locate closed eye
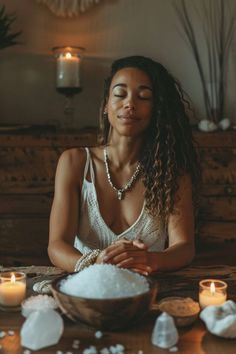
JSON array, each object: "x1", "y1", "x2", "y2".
[{"x1": 114, "y1": 94, "x2": 125, "y2": 98}]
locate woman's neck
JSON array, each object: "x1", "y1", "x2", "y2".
[{"x1": 106, "y1": 134, "x2": 144, "y2": 168}]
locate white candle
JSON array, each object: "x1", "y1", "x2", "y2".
[
  {"x1": 199, "y1": 280, "x2": 227, "y2": 309},
  {"x1": 57, "y1": 52, "x2": 80, "y2": 88},
  {"x1": 0, "y1": 273, "x2": 26, "y2": 307}
]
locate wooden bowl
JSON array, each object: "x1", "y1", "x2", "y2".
[
  {"x1": 158, "y1": 296, "x2": 200, "y2": 327},
  {"x1": 51, "y1": 273, "x2": 157, "y2": 330}
]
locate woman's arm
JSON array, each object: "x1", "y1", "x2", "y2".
[
  {"x1": 148, "y1": 173, "x2": 195, "y2": 271},
  {"x1": 48, "y1": 149, "x2": 85, "y2": 272}
]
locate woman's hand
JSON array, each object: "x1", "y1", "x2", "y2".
[{"x1": 96, "y1": 238, "x2": 153, "y2": 276}]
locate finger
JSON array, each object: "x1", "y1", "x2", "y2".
[
  {"x1": 117, "y1": 258, "x2": 152, "y2": 273},
  {"x1": 132, "y1": 239, "x2": 148, "y2": 249},
  {"x1": 130, "y1": 268, "x2": 149, "y2": 276},
  {"x1": 103, "y1": 245, "x2": 136, "y2": 262}
]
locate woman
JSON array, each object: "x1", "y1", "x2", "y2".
[{"x1": 48, "y1": 55, "x2": 200, "y2": 275}]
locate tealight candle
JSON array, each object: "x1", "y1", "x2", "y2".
[
  {"x1": 0, "y1": 272, "x2": 26, "y2": 308},
  {"x1": 199, "y1": 279, "x2": 227, "y2": 309}
]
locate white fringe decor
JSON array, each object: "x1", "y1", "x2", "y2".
[{"x1": 37, "y1": 0, "x2": 104, "y2": 17}]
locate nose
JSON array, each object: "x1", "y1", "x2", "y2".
[{"x1": 124, "y1": 98, "x2": 135, "y2": 111}]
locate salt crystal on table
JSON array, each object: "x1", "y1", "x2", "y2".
[
  {"x1": 100, "y1": 349, "x2": 109, "y2": 354},
  {"x1": 56, "y1": 351, "x2": 63, "y2": 354},
  {"x1": 60, "y1": 264, "x2": 149, "y2": 299},
  {"x1": 21, "y1": 309, "x2": 63, "y2": 350},
  {"x1": 83, "y1": 346, "x2": 98, "y2": 354},
  {"x1": 21, "y1": 294, "x2": 58, "y2": 317},
  {"x1": 169, "y1": 346, "x2": 178, "y2": 352},
  {"x1": 95, "y1": 330, "x2": 103, "y2": 339},
  {"x1": 138, "y1": 351, "x2": 144, "y2": 354},
  {"x1": 72, "y1": 343, "x2": 79, "y2": 349},
  {"x1": 8, "y1": 330, "x2": 15, "y2": 336},
  {"x1": 23, "y1": 350, "x2": 31, "y2": 354},
  {"x1": 0, "y1": 331, "x2": 6, "y2": 338}
]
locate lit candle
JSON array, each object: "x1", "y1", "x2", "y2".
[
  {"x1": 57, "y1": 51, "x2": 81, "y2": 88},
  {"x1": 199, "y1": 279, "x2": 227, "y2": 309},
  {"x1": 0, "y1": 272, "x2": 26, "y2": 307}
]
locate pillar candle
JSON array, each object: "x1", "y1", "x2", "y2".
[{"x1": 0, "y1": 273, "x2": 26, "y2": 307}]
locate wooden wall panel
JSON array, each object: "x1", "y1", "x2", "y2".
[{"x1": 0, "y1": 218, "x2": 49, "y2": 265}]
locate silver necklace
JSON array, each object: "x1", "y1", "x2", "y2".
[{"x1": 103, "y1": 147, "x2": 141, "y2": 200}]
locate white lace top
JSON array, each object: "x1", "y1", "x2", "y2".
[{"x1": 74, "y1": 148, "x2": 167, "y2": 254}]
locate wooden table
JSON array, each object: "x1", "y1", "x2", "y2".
[{"x1": 1, "y1": 265, "x2": 236, "y2": 354}]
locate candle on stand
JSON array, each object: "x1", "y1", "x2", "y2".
[
  {"x1": 199, "y1": 279, "x2": 227, "y2": 309},
  {"x1": 57, "y1": 51, "x2": 80, "y2": 88},
  {"x1": 0, "y1": 272, "x2": 26, "y2": 308},
  {"x1": 52, "y1": 46, "x2": 85, "y2": 129}
]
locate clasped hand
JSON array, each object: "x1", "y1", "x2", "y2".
[{"x1": 96, "y1": 238, "x2": 152, "y2": 276}]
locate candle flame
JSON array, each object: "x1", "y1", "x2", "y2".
[
  {"x1": 65, "y1": 52, "x2": 72, "y2": 59},
  {"x1": 210, "y1": 282, "x2": 215, "y2": 294},
  {"x1": 11, "y1": 273, "x2": 16, "y2": 283}
]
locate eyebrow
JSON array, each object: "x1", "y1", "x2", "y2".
[{"x1": 112, "y1": 83, "x2": 153, "y2": 91}]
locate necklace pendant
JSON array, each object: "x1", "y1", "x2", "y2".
[{"x1": 117, "y1": 191, "x2": 123, "y2": 200}]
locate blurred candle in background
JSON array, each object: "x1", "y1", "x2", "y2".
[
  {"x1": 0, "y1": 272, "x2": 26, "y2": 308},
  {"x1": 53, "y1": 46, "x2": 85, "y2": 95}
]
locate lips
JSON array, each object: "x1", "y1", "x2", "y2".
[{"x1": 117, "y1": 114, "x2": 139, "y2": 121}]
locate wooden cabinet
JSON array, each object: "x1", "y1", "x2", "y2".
[
  {"x1": 0, "y1": 129, "x2": 235, "y2": 266},
  {"x1": 194, "y1": 131, "x2": 236, "y2": 247}
]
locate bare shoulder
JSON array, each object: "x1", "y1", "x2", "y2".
[
  {"x1": 89, "y1": 146, "x2": 104, "y2": 163},
  {"x1": 56, "y1": 147, "x2": 88, "y2": 184}
]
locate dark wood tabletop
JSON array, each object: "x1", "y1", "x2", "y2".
[{"x1": 1, "y1": 264, "x2": 236, "y2": 354}]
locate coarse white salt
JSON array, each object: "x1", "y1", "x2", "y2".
[
  {"x1": 100, "y1": 348, "x2": 109, "y2": 354},
  {"x1": 21, "y1": 295, "x2": 58, "y2": 317},
  {"x1": 60, "y1": 264, "x2": 149, "y2": 299},
  {"x1": 94, "y1": 330, "x2": 103, "y2": 339},
  {"x1": 82, "y1": 345, "x2": 97, "y2": 354},
  {"x1": 0, "y1": 331, "x2": 6, "y2": 338}
]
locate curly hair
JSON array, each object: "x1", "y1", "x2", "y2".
[{"x1": 99, "y1": 56, "x2": 200, "y2": 228}]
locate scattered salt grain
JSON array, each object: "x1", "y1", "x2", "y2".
[
  {"x1": 0, "y1": 331, "x2": 6, "y2": 338},
  {"x1": 72, "y1": 343, "x2": 79, "y2": 349},
  {"x1": 56, "y1": 351, "x2": 63, "y2": 354},
  {"x1": 95, "y1": 330, "x2": 103, "y2": 339},
  {"x1": 109, "y1": 344, "x2": 125, "y2": 354},
  {"x1": 60, "y1": 264, "x2": 149, "y2": 299},
  {"x1": 23, "y1": 350, "x2": 31, "y2": 354},
  {"x1": 8, "y1": 330, "x2": 15, "y2": 336},
  {"x1": 169, "y1": 346, "x2": 178, "y2": 352},
  {"x1": 66, "y1": 352, "x2": 74, "y2": 354},
  {"x1": 21, "y1": 295, "x2": 58, "y2": 317},
  {"x1": 72, "y1": 338, "x2": 80, "y2": 349},
  {"x1": 73, "y1": 339, "x2": 80, "y2": 344},
  {"x1": 138, "y1": 351, "x2": 144, "y2": 354},
  {"x1": 83, "y1": 345, "x2": 97, "y2": 354},
  {"x1": 100, "y1": 348, "x2": 110, "y2": 354}
]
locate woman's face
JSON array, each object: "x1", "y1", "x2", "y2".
[{"x1": 106, "y1": 67, "x2": 153, "y2": 137}]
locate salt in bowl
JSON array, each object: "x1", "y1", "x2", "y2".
[{"x1": 51, "y1": 267, "x2": 157, "y2": 330}]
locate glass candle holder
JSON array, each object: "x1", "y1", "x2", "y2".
[
  {"x1": 0, "y1": 272, "x2": 26, "y2": 310},
  {"x1": 52, "y1": 46, "x2": 85, "y2": 95},
  {"x1": 199, "y1": 279, "x2": 227, "y2": 309},
  {"x1": 52, "y1": 46, "x2": 85, "y2": 129}
]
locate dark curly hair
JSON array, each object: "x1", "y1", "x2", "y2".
[{"x1": 99, "y1": 55, "x2": 200, "y2": 228}]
